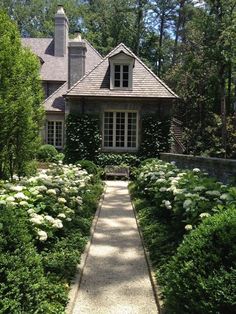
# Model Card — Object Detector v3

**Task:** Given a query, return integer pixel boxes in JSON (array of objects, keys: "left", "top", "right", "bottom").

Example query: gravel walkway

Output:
[{"left": 72, "top": 181, "right": 158, "bottom": 314}]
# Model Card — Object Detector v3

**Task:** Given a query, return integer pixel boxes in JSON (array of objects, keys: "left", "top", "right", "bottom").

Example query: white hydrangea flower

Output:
[
  {"left": 37, "top": 186, "right": 47, "bottom": 192},
  {"left": 30, "top": 214, "right": 44, "bottom": 225},
  {"left": 52, "top": 218, "right": 63, "bottom": 229},
  {"left": 27, "top": 208, "right": 35, "bottom": 214},
  {"left": 76, "top": 196, "right": 83, "bottom": 205},
  {"left": 193, "top": 168, "right": 201, "bottom": 173},
  {"left": 6, "top": 196, "right": 15, "bottom": 202},
  {"left": 0, "top": 200, "right": 6, "bottom": 205},
  {"left": 46, "top": 189, "right": 57, "bottom": 196},
  {"left": 10, "top": 185, "right": 24, "bottom": 192},
  {"left": 14, "top": 192, "right": 29, "bottom": 200},
  {"left": 44, "top": 215, "right": 55, "bottom": 223},
  {"left": 183, "top": 199, "right": 192, "bottom": 209},
  {"left": 163, "top": 200, "right": 172, "bottom": 209},
  {"left": 220, "top": 193, "right": 231, "bottom": 201},
  {"left": 19, "top": 201, "right": 29, "bottom": 206},
  {"left": 58, "top": 213, "right": 66, "bottom": 219},
  {"left": 37, "top": 230, "right": 48, "bottom": 241},
  {"left": 185, "top": 224, "right": 193, "bottom": 231},
  {"left": 199, "top": 212, "right": 210, "bottom": 219},
  {"left": 58, "top": 197, "right": 67, "bottom": 204},
  {"left": 194, "top": 186, "right": 206, "bottom": 192},
  {"left": 159, "top": 187, "right": 167, "bottom": 192},
  {"left": 205, "top": 190, "right": 221, "bottom": 197}
]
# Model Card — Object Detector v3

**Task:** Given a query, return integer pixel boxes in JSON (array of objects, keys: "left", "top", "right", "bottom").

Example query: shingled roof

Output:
[
  {"left": 66, "top": 43, "right": 178, "bottom": 99},
  {"left": 22, "top": 38, "right": 102, "bottom": 82},
  {"left": 42, "top": 82, "right": 68, "bottom": 112}
]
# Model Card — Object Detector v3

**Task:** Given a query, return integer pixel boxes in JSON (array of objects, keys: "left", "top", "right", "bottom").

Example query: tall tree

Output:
[{"left": 0, "top": 11, "right": 44, "bottom": 178}]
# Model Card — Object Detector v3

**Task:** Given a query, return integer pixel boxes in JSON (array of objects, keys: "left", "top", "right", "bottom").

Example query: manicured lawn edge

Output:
[
  {"left": 66, "top": 183, "right": 106, "bottom": 314},
  {"left": 128, "top": 183, "right": 163, "bottom": 313}
]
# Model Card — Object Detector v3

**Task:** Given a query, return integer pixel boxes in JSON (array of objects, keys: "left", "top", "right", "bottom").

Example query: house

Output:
[{"left": 22, "top": 5, "right": 180, "bottom": 153}]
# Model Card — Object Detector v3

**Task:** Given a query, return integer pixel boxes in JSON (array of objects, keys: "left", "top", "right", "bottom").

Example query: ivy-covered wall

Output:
[
  {"left": 64, "top": 113, "right": 172, "bottom": 163},
  {"left": 64, "top": 114, "right": 101, "bottom": 163}
]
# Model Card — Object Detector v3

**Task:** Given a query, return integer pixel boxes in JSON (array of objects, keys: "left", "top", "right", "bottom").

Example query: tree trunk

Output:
[
  {"left": 158, "top": 10, "right": 165, "bottom": 77},
  {"left": 172, "top": 0, "right": 186, "bottom": 65}
]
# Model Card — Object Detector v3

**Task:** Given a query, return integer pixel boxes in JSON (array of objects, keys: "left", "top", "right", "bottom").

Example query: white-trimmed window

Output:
[
  {"left": 109, "top": 52, "right": 134, "bottom": 90},
  {"left": 103, "top": 111, "right": 138, "bottom": 150},
  {"left": 46, "top": 121, "right": 63, "bottom": 148}
]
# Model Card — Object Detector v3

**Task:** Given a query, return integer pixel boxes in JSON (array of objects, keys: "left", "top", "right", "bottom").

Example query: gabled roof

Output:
[
  {"left": 66, "top": 43, "right": 178, "bottom": 99},
  {"left": 22, "top": 38, "right": 102, "bottom": 82}
]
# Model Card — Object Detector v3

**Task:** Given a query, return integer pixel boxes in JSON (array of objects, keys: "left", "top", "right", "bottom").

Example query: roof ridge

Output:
[{"left": 42, "top": 81, "right": 67, "bottom": 104}]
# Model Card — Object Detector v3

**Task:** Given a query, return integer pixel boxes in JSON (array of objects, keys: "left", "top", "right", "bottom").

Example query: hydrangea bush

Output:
[
  {"left": 0, "top": 162, "right": 103, "bottom": 313},
  {"left": 135, "top": 159, "right": 236, "bottom": 233},
  {"left": 130, "top": 159, "right": 236, "bottom": 312}
]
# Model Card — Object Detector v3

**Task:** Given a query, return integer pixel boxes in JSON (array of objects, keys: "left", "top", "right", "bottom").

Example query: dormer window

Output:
[
  {"left": 114, "top": 64, "right": 129, "bottom": 88},
  {"left": 109, "top": 51, "right": 134, "bottom": 90}
]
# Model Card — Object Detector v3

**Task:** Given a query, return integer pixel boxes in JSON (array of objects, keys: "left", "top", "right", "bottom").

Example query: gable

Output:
[{"left": 66, "top": 43, "right": 178, "bottom": 99}]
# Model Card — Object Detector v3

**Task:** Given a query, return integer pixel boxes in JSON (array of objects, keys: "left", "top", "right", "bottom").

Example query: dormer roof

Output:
[{"left": 66, "top": 43, "right": 178, "bottom": 99}]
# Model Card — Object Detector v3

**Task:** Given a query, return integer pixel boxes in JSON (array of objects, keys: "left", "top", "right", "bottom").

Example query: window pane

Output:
[
  {"left": 55, "top": 121, "right": 63, "bottom": 147},
  {"left": 115, "top": 80, "right": 120, "bottom": 87},
  {"left": 123, "top": 80, "right": 129, "bottom": 87},
  {"left": 123, "top": 65, "right": 129, "bottom": 73},
  {"left": 115, "top": 112, "right": 125, "bottom": 147},
  {"left": 127, "top": 112, "right": 137, "bottom": 148},
  {"left": 104, "top": 112, "right": 113, "bottom": 147},
  {"left": 47, "top": 121, "right": 54, "bottom": 146},
  {"left": 115, "top": 65, "right": 121, "bottom": 72},
  {"left": 122, "top": 65, "right": 129, "bottom": 87}
]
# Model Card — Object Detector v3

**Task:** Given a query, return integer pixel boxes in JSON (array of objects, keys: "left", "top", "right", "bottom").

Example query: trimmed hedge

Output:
[{"left": 159, "top": 205, "right": 236, "bottom": 314}]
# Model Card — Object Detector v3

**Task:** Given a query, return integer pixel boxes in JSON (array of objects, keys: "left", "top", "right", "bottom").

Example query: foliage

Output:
[
  {"left": 65, "top": 114, "right": 101, "bottom": 163},
  {"left": 76, "top": 160, "right": 98, "bottom": 175},
  {"left": 0, "top": 162, "right": 103, "bottom": 312},
  {"left": 0, "top": 11, "right": 44, "bottom": 180},
  {"left": 96, "top": 153, "right": 141, "bottom": 168},
  {"left": 159, "top": 205, "right": 236, "bottom": 314},
  {"left": 37, "top": 144, "right": 59, "bottom": 162},
  {"left": 138, "top": 114, "right": 171, "bottom": 158},
  {"left": 130, "top": 159, "right": 236, "bottom": 311}
]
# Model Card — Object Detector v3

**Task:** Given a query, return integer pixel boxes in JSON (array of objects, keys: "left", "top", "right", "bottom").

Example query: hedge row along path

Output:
[{"left": 71, "top": 181, "right": 158, "bottom": 314}]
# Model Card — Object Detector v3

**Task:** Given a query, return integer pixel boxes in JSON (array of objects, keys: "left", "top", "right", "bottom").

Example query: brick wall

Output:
[{"left": 160, "top": 153, "right": 236, "bottom": 184}]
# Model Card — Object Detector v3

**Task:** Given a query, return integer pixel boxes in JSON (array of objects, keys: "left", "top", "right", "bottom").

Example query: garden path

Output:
[{"left": 71, "top": 180, "right": 158, "bottom": 314}]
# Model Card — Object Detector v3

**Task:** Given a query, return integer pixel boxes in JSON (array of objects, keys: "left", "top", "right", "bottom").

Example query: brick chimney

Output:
[
  {"left": 68, "top": 33, "right": 87, "bottom": 88},
  {"left": 54, "top": 5, "right": 68, "bottom": 57}
]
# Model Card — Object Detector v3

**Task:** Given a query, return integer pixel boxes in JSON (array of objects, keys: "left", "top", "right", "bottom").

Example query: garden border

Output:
[
  {"left": 66, "top": 183, "right": 107, "bottom": 314},
  {"left": 129, "top": 188, "right": 164, "bottom": 314}
]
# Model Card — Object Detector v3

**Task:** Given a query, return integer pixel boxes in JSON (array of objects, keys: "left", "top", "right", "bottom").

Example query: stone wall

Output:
[{"left": 160, "top": 153, "right": 236, "bottom": 184}]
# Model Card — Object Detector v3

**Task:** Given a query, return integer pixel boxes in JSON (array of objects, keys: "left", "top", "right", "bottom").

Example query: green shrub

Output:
[
  {"left": 96, "top": 153, "right": 141, "bottom": 167},
  {"left": 0, "top": 204, "right": 67, "bottom": 313},
  {"left": 77, "top": 160, "right": 98, "bottom": 175},
  {"left": 37, "top": 144, "right": 58, "bottom": 162},
  {"left": 159, "top": 205, "right": 236, "bottom": 314}
]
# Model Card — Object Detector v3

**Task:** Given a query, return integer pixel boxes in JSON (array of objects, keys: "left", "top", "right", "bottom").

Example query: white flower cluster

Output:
[{"left": 0, "top": 163, "right": 91, "bottom": 242}]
